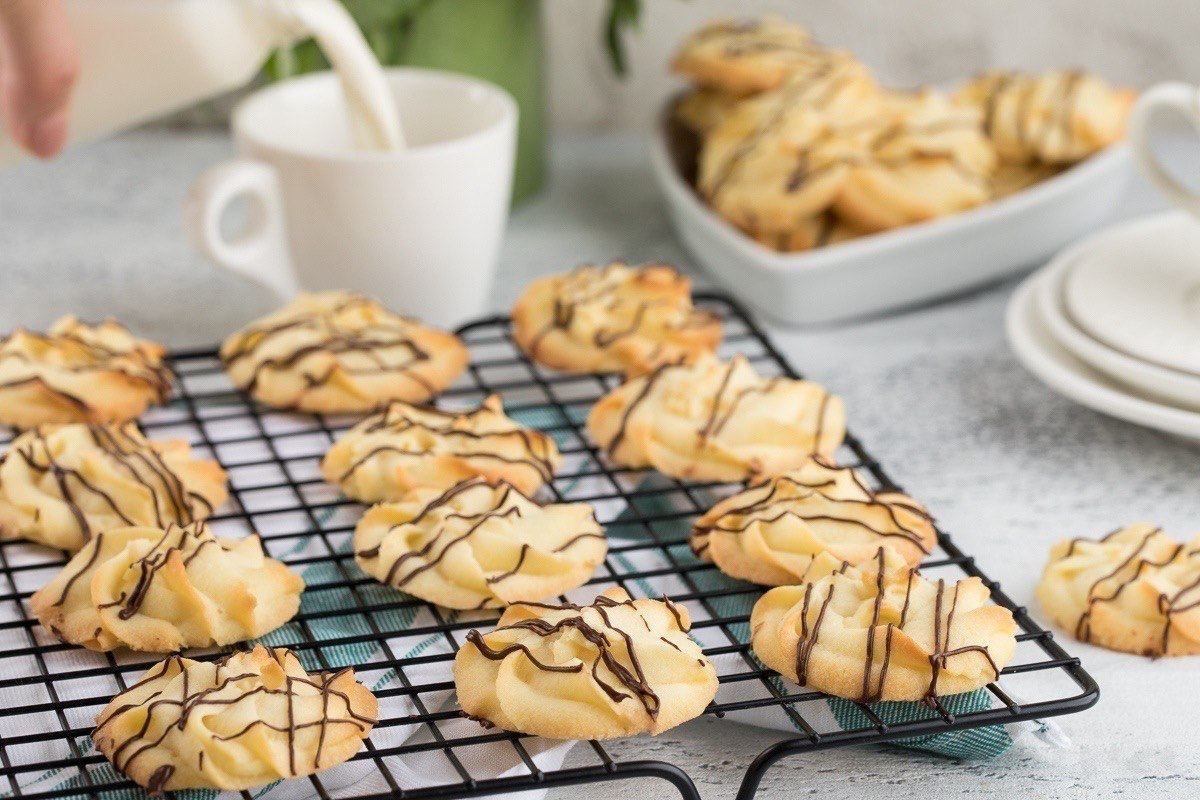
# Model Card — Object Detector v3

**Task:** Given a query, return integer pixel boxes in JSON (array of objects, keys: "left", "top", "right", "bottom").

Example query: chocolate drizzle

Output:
[
  {"left": 95, "top": 648, "right": 374, "bottom": 790},
  {"left": 220, "top": 294, "right": 441, "bottom": 406},
  {"left": 464, "top": 593, "right": 699, "bottom": 722},
  {"left": 7, "top": 423, "right": 215, "bottom": 544},
  {"left": 0, "top": 321, "right": 172, "bottom": 412},
  {"left": 336, "top": 398, "right": 558, "bottom": 488},
  {"left": 691, "top": 458, "right": 933, "bottom": 560}
]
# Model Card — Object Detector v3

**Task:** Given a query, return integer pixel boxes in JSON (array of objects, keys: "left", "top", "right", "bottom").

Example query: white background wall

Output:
[{"left": 544, "top": 0, "right": 1200, "bottom": 130}]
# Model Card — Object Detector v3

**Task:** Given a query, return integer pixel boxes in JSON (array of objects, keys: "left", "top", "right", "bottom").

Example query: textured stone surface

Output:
[{"left": 0, "top": 129, "right": 1196, "bottom": 798}]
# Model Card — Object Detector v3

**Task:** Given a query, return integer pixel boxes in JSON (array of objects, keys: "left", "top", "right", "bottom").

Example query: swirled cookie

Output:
[
  {"left": 697, "top": 62, "right": 880, "bottom": 238},
  {"left": 511, "top": 263, "right": 722, "bottom": 375},
  {"left": 954, "top": 70, "right": 1133, "bottom": 165},
  {"left": 0, "top": 316, "right": 171, "bottom": 428},
  {"left": 991, "top": 161, "right": 1062, "bottom": 199},
  {"left": 833, "top": 94, "right": 998, "bottom": 232},
  {"left": 94, "top": 646, "right": 377, "bottom": 792},
  {"left": 1036, "top": 523, "right": 1200, "bottom": 656},
  {"left": 751, "top": 550, "right": 1017, "bottom": 702},
  {"left": 0, "top": 423, "right": 228, "bottom": 552},
  {"left": 690, "top": 456, "right": 935, "bottom": 585},
  {"left": 220, "top": 292, "right": 468, "bottom": 413},
  {"left": 31, "top": 521, "right": 303, "bottom": 651},
  {"left": 355, "top": 478, "right": 605, "bottom": 609},
  {"left": 455, "top": 588, "right": 717, "bottom": 738},
  {"left": 750, "top": 212, "right": 865, "bottom": 253},
  {"left": 586, "top": 354, "right": 845, "bottom": 482},
  {"left": 322, "top": 395, "right": 561, "bottom": 502},
  {"left": 671, "top": 17, "right": 853, "bottom": 96}
]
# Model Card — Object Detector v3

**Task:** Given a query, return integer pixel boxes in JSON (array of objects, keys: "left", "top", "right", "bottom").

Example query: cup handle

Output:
[
  {"left": 1129, "top": 81, "right": 1200, "bottom": 219},
  {"left": 183, "top": 158, "right": 298, "bottom": 300}
]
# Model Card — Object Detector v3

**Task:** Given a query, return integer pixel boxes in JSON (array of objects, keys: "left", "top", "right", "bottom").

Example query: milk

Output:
[{"left": 0, "top": 0, "right": 405, "bottom": 165}]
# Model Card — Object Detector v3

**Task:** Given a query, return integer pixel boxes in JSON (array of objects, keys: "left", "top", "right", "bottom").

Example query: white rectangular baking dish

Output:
[{"left": 649, "top": 112, "right": 1133, "bottom": 326}]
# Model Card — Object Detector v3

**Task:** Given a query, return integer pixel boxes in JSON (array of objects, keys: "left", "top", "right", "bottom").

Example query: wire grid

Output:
[{"left": 0, "top": 294, "right": 1098, "bottom": 800}]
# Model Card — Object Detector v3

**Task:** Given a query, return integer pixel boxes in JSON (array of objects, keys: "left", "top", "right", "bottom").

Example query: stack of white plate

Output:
[{"left": 1007, "top": 210, "right": 1200, "bottom": 441}]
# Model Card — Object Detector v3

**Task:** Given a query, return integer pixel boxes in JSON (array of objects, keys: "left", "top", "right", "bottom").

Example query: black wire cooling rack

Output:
[{"left": 0, "top": 293, "right": 1098, "bottom": 800}]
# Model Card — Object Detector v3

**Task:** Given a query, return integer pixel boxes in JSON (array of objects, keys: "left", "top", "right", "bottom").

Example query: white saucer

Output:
[
  {"left": 1007, "top": 268, "right": 1200, "bottom": 442},
  {"left": 1035, "top": 232, "right": 1200, "bottom": 409},
  {"left": 1063, "top": 211, "right": 1200, "bottom": 376}
]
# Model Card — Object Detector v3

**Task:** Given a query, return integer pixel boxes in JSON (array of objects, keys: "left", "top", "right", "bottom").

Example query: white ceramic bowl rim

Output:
[{"left": 232, "top": 66, "right": 518, "bottom": 162}]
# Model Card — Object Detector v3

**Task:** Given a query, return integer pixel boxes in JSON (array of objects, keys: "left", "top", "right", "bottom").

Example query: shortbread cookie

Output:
[
  {"left": 750, "top": 212, "right": 866, "bottom": 252},
  {"left": 0, "top": 423, "right": 228, "bottom": 551},
  {"left": 1036, "top": 523, "right": 1200, "bottom": 656},
  {"left": 698, "top": 63, "right": 880, "bottom": 237},
  {"left": 455, "top": 587, "right": 717, "bottom": 738},
  {"left": 31, "top": 521, "right": 303, "bottom": 651},
  {"left": 220, "top": 292, "right": 468, "bottom": 413},
  {"left": 751, "top": 550, "right": 1017, "bottom": 702},
  {"left": 94, "top": 646, "right": 377, "bottom": 792},
  {"left": 954, "top": 70, "right": 1133, "bottom": 165},
  {"left": 587, "top": 354, "right": 845, "bottom": 483},
  {"left": 691, "top": 456, "right": 935, "bottom": 585},
  {"left": 355, "top": 478, "right": 606, "bottom": 609},
  {"left": 0, "top": 316, "right": 171, "bottom": 428},
  {"left": 672, "top": 17, "right": 853, "bottom": 96},
  {"left": 511, "top": 263, "right": 722, "bottom": 376},
  {"left": 672, "top": 88, "right": 740, "bottom": 136},
  {"left": 834, "top": 95, "right": 997, "bottom": 232},
  {"left": 322, "top": 395, "right": 561, "bottom": 502}
]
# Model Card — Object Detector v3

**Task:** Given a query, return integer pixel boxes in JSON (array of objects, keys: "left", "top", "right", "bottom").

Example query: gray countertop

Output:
[{"left": 1, "top": 129, "right": 1196, "bottom": 799}]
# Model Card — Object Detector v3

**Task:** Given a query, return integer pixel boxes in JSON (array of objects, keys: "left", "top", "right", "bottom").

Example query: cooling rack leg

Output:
[
  {"left": 734, "top": 741, "right": 798, "bottom": 800},
  {"left": 604, "top": 761, "right": 701, "bottom": 800}
]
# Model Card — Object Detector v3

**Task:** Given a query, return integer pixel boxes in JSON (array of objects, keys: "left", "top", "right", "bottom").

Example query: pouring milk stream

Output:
[{"left": 0, "top": 0, "right": 405, "bottom": 165}]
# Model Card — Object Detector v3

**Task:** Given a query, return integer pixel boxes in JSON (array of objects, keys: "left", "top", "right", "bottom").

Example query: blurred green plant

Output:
[{"left": 263, "top": 0, "right": 642, "bottom": 204}]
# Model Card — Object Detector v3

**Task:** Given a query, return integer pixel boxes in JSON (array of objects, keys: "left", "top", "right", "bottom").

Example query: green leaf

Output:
[{"left": 604, "top": 0, "right": 642, "bottom": 77}]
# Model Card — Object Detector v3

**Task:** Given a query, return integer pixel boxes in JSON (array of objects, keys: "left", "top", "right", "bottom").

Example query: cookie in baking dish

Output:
[
  {"left": 511, "top": 262, "right": 722, "bottom": 376},
  {"left": 751, "top": 549, "right": 1017, "bottom": 702},
  {"left": 1036, "top": 523, "right": 1200, "bottom": 656},
  {"left": 355, "top": 478, "right": 606, "bottom": 610},
  {"left": 0, "top": 316, "right": 171, "bottom": 429},
  {"left": 672, "top": 88, "right": 741, "bottom": 136},
  {"left": 954, "top": 70, "right": 1133, "bottom": 165},
  {"left": 321, "top": 395, "right": 561, "bottom": 502},
  {"left": 691, "top": 455, "right": 936, "bottom": 585},
  {"left": 454, "top": 587, "right": 717, "bottom": 738},
  {"left": 671, "top": 16, "right": 854, "bottom": 96},
  {"left": 220, "top": 291, "right": 468, "bottom": 413},
  {"left": 586, "top": 354, "right": 845, "bottom": 483},
  {"left": 0, "top": 422, "right": 228, "bottom": 552},
  {"left": 31, "top": 521, "right": 303, "bottom": 651},
  {"left": 697, "top": 61, "right": 880, "bottom": 239},
  {"left": 833, "top": 93, "right": 998, "bottom": 233},
  {"left": 94, "top": 646, "right": 377, "bottom": 792}
]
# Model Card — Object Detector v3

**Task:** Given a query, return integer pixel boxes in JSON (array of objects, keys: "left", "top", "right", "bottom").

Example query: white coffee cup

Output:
[
  {"left": 1129, "top": 82, "right": 1200, "bottom": 219},
  {"left": 184, "top": 67, "right": 517, "bottom": 329}
]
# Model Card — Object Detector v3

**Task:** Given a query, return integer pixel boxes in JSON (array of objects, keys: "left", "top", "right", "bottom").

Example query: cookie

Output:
[
  {"left": 672, "top": 88, "right": 740, "bottom": 136},
  {"left": 0, "top": 316, "right": 171, "bottom": 429},
  {"left": 954, "top": 70, "right": 1133, "bottom": 165},
  {"left": 31, "top": 521, "right": 303, "bottom": 651},
  {"left": 698, "top": 62, "right": 880, "bottom": 237},
  {"left": 672, "top": 17, "right": 852, "bottom": 96},
  {"left": 0, "top": 423, "right": 228, "bottom": 552},
  {"left": 511, "top": 262, "right": 722, "bottom": 376},
  {"left": 220, "top": 291, "right": 468, "bottom": 413},
  {"left": 750, "top": 212, "right": 867, "bottom": 252},
  {"left": 833, "top": 94, "right": 997, "bottom": 232},
  {"left": 1036, "top": 523, "right": 1200, "bottom": 656},
  {"left": 990, "top": 161, "right": 1062, "bottom": 199},
  {"left": 691, "top": 456, "right": 936, "bottom": 585},
  {"left": 94, "top": 646, "right": 377, "bottom": 792},
  {"left": 751, "top": 549, "right": 1017, "bottom": 702},
  {"left": 355, "top": 478, "right": 606, "bottom": 609},
  {"left": 322, "top": 395, "right": 561, "bottom": 503},
  {"left": 454, "top": 587, "right": 717, "bottom": 738},
  {"left": 586, "top": 354, "right": 845, "bottom": 483}
]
